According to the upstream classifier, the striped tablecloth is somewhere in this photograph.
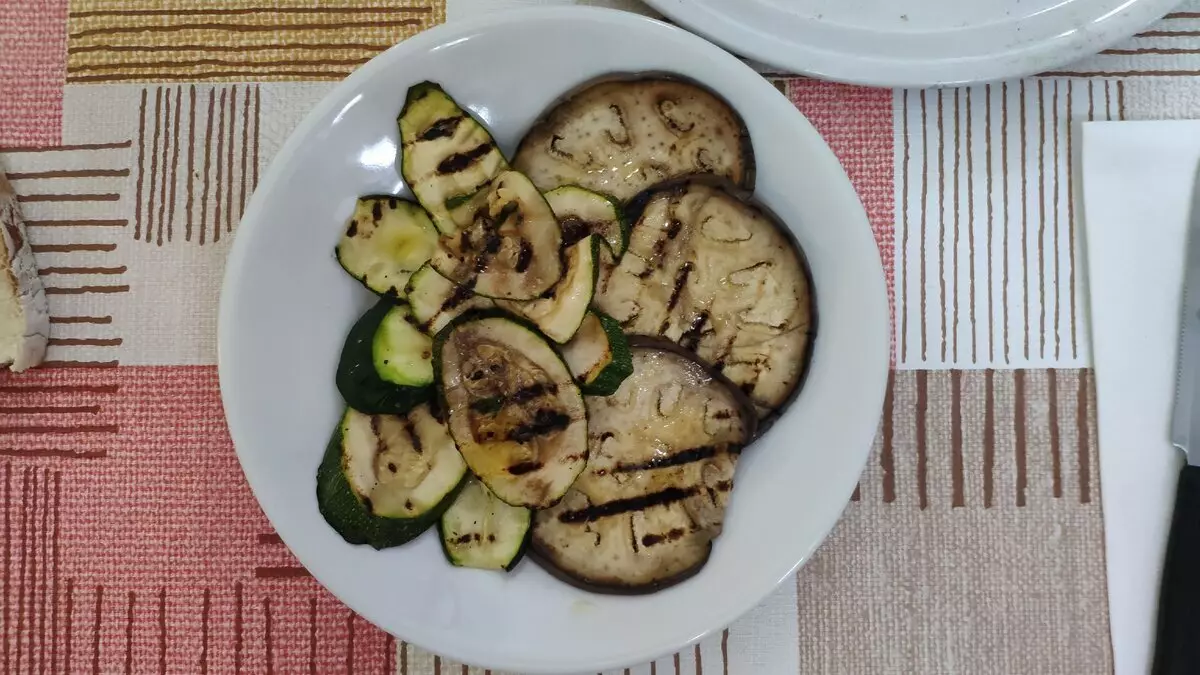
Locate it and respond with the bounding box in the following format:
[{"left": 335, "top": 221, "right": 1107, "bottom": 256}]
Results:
[{"left": 8, "top": 0, "right": 1200, "bottom": 672}]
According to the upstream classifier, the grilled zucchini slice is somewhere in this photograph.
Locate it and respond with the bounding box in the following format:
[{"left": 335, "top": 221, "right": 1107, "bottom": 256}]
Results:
[
  {"left": 398, "top": 82, "right": 509, "bottom": 235},
  {"left": 531, "top": 347, "right": 753, "bottom": 592},
  {"left": 560, "top": 311, "right": 633, "bottom": 396},
  {"left": 545, "top": 186, "right": 628, "bottom": 260},
  {"left": 335, "top": 196, "right": 439, "bottom": 297},
  {"left": 439, "top": 477, "right": 532, "bottom": 571},
  {"left": 498, "top": 234, "right": 600, "bottom": 344},
  {"left": 316, "top": 406, "right": 467, "bottom": 549},
  {"left": 372, "top": 304, "right": 434, "bottom": 387},
  {"left": 431, "top": 170, "right": 563, "bottom": 300},
  {"left": 513, "top": 77, "right": 754, "bottom": 201},
  {"left": 403, "top": 261, "right": 494, "bottom": 335},
  {"left": 435, "top": 312, "right": 588, "bottom": 508},
  {"left": 336, "top": 300, "right": 431, "bottom": 415}
]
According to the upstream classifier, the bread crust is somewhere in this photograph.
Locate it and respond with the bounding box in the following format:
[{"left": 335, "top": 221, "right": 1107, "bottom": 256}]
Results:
[{"left": 0, "top": 170, "right": 49, "bottom": 372}]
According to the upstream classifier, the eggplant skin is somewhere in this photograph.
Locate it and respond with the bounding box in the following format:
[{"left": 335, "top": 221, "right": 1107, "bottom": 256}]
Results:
[
  {"left": 528, "top": 541, "right": 709, "bottom": 595},
  {"left": 513, "top": 75, "right": 755, "bottom": 202}
]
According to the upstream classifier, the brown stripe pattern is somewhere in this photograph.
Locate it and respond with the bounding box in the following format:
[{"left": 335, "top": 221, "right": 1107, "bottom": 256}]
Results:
[
  {"left": 898, "top": 80, "right": 1109, "bottom": 368},
  {"left": 1039, "top": 11, "right": 1200, "bottom": 77},
  {"left": 1, "top": 468, "right": 63, "bottom": 674},
  {"left": 796, "top": 368, "right": 1108, "bottom": 673},
  {"left": 853, "top": 369, "right": 1098, "bottom": 508},
  {"left": 132, "top": 84, "right": 260, "bottom": 245},
  {"left": 66, "top": 2, "right": 445, "bottom": 82}
]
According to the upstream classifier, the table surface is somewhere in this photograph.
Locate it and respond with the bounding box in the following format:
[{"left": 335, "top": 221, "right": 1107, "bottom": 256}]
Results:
[{"left": 5, "top": 0, "right": 1200, "bottom": 672}]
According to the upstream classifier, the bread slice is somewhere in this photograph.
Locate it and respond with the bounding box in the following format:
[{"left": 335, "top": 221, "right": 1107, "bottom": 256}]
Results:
[{"left": 0, "top": 170, "right": 48, "bottom": 371}]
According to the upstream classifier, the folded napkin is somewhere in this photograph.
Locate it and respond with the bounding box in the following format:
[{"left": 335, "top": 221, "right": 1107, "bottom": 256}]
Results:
[{"left": 1082, "top": 120, "right": 1200, "bottom": 675}]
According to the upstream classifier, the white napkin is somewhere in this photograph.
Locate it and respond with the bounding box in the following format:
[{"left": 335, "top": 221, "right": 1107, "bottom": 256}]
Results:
[{"left": 1082, "top": 121, "right": 1200, "bottom": 675}]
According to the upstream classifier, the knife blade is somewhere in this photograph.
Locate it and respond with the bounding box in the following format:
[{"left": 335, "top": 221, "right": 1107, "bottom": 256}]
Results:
[{"left": 1153, "top": 164, "right": 1200, "bottom": 675}]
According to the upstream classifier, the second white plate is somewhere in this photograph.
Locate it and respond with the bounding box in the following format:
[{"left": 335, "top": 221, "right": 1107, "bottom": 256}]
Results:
[{"left": 644, "top": 0, "right": 1179, "bottom": 87}]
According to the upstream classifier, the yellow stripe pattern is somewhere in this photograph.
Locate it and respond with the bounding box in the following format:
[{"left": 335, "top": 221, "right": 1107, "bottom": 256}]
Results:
[{"left": 67, "top": 0, "right": 445, "bottom": 83}]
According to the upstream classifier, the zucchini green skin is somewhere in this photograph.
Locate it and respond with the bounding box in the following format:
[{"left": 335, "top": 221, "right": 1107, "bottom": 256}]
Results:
[
  {"left": 315, "top": 419, "right": 466, "bottom": 550},
  {"left": 336, "top": 300, "right": 431, "bottom": 415},
  {"left": 580, "top": 311, "right": 634, "bottom": 396}
]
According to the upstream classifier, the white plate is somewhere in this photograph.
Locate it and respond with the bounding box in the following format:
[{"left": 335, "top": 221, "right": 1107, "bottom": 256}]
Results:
[
  {"left": 218, "top": 7, "right": 888, "bottom": 673},
  {"left": 643, "top": 0, "right": 1179, "bottom": 87}
]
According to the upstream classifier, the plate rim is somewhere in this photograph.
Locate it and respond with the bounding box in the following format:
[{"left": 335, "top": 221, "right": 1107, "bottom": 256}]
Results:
[
  {"left": 643, "top": 0, "right": 1180, "bottom": 87},
  {"left": 216, "top": 6, "right": 890, "bottom": 672}
]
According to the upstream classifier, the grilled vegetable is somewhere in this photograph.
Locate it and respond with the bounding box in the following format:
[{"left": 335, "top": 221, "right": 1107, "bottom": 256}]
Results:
[
  {"left": 513, "top": 77, "right": 754, "bottom": 201},
  {"left": 560, "top": 311, "right": 633, "bottom": 396},
  {"left": 595, "top": 182, "right": 813, "bottom": 417},
  {"left": 398, "top": 82, "right": 509, "bottom": 235},
  {"left": 531, "top": 347, "right": 754, "bottom": 593},
  {"left": 335, "top": 196, "right": 440, "bottom": 297},
  {"left": 431, "top": 170, "right": 564, "bottom": 300},
  {"left": 545, "top": 186, "right": 628, "bottom": 260},
  {"left": 316, "top": 406, "right": 467, "bottom": 549},
  {"left": 439, "top": 477, "right": 532, "bottom": 571},
  {"left": 372, "top": 304, "right": 434, "bottom": 387},
  {"left": 337, "top": 300, "right": 430, "bottom": 415},
  {"left": 435, "top": 312, "right": 588, "bottom": 508},
  {"left": 498, "top": 234, "right": 600, "bottom": 344},
  {"left": 404, "top": 261, "right": 494, "bottom": 335}
]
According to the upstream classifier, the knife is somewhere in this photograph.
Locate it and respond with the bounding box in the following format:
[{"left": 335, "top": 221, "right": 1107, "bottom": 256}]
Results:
[{"left": 1154, "top": 166, "right": 1200, "bottom": 675}]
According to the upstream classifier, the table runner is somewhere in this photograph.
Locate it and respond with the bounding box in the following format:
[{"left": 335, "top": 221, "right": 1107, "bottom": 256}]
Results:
[{"left": 6, "top": 0, "right": 1200, "bottom": 672}]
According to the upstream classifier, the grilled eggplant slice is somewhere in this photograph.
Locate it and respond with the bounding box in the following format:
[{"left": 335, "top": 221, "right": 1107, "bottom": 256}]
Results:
[
  {"left": 430, "top": 171, "right": 564, "bottom": 300},
  {"left": 439, "top": 477, "right": 532, "bottom": 571},
  {"left": 435, "top": 313, "right": 588, "bottom": 509},
  {"left": 513, "top": 77, "right": 754, "bottom": 201},
  {"left": 497, "top": 234, "right": 600, "bottom": 344},
  {"left": 531, "top": 347, "right": 753, "bottom": 593},
  {"left": 404, "top": 262, "right": 494, "bottom": 335},
  {"left": 317, "top": 406, "right": 467, "bottom": 549},
  {"left": 595, "top": 182, "right": 813, "bottom": 417},
  {"left": 561, "top": 311, "right": 633, "bottom": 396},
  {"left": 335, "top": 196, "right": 439, "bottom": 297},
  {"left": 398, "top": 82, "right": 509, "bottom": 235},
  {"left": 545, "top": 186, "right": 628, "bottom": 260},
  {"left": 337, "top": 300, "right": 431, "bottom": 415}
]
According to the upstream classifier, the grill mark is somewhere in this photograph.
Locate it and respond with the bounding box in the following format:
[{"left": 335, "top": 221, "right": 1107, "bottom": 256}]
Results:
[
  {"left": 614, "top": 445, "right": 721, "bottom": 473},
  {"left": 506, "top": 409, "right": 571, "bottom": 443},
  {"left": 403, "top": 416, "right": 421, "bottom": 454},
  {"left": 665, "top": 218, "right": 683, "bottom": 239},
  {"left": 641, "top": 527, "right": 687, "bottom": 548},
  {"left": 371, "top": 201, "right": 382, "bottom": 222},
  {"left": 515, "top": 240, "right": 533, "bottom": 273},
  {"left": 679, "top": 311, "right": 709, "bottom": 350},
  {"left": 667, "top": 262, "right": 693, "bottom": 312},
  {"left": 507, "top": 461, "right": 543, "bottom": 476},
  {"left": 511, "top": 382, "right": 554, "bottom": 405},
  {"left": 436, "top": 143, "right": 494, "bottom": 175},
  {"left": 559, "top": 217, "right": 590, "bottom": 246},
  {"left": 419, "top": 115, "right": 463, "bottom": 142},
  {"left": 606, "top": 104, "right": 631, "bottom": 146},
  {"left": 558, "top": 487, "right": 697, "bottom": 523}
]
